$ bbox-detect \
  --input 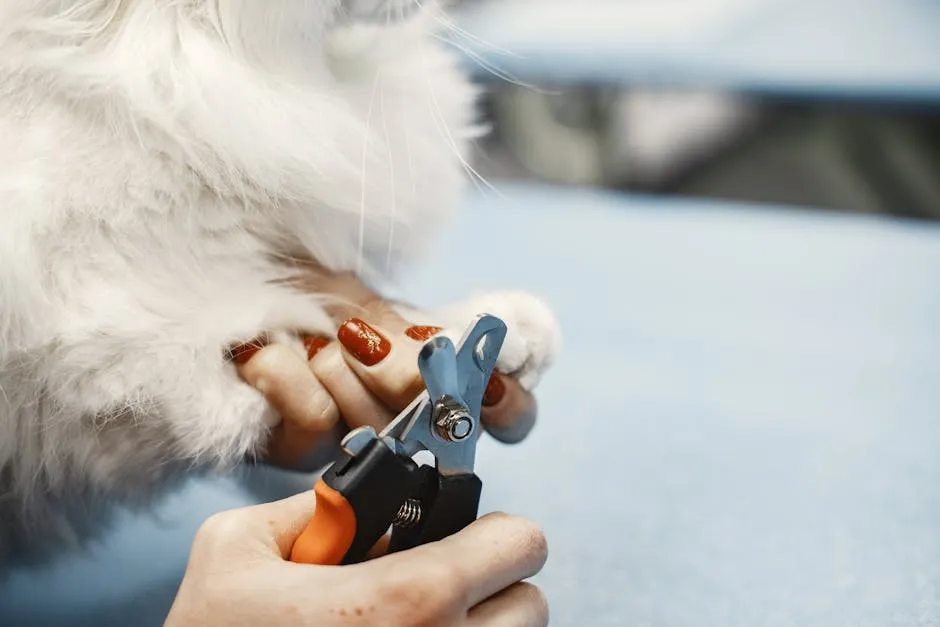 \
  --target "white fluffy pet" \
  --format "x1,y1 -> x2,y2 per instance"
0,0 -> 560,564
